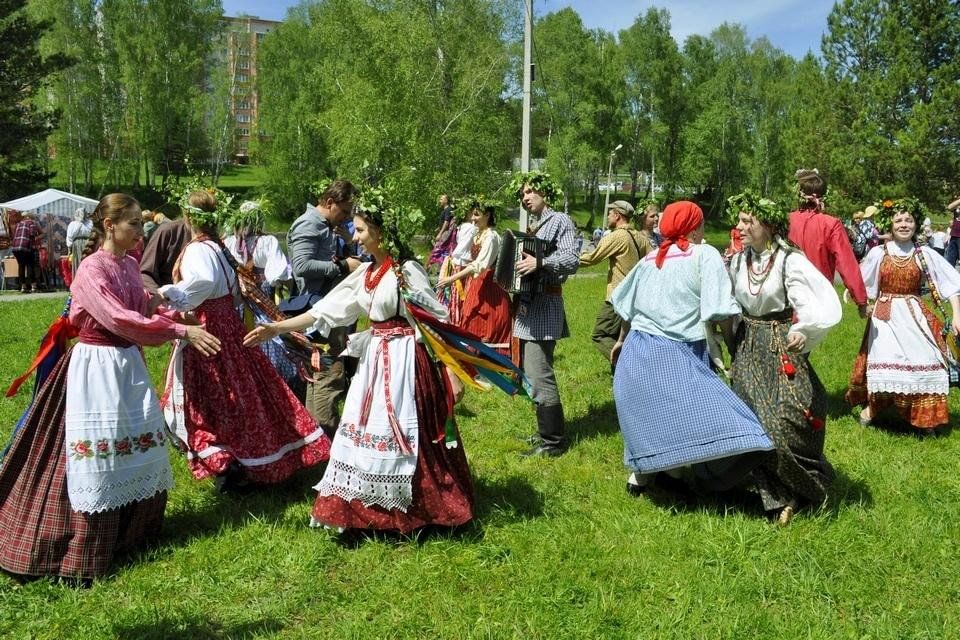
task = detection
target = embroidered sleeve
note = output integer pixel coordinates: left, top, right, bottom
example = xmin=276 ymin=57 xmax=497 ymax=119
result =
xmin=467 ymin=231 xmax=500 ymax=275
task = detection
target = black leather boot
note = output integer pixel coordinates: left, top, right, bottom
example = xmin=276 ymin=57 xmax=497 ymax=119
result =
xmin=522 ymin=404 xmax=567 ymax=457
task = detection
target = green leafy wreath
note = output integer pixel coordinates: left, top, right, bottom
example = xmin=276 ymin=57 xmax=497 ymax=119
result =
xmin=509 ymin=171 xmax=564 ymax=207
xmin=727 ymin=190 xmax=788 ymax=232
xmin=354 ymin=185 xmax=424 ymax=262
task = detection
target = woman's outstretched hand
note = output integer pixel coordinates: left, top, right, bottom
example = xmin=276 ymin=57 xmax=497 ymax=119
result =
xmin=243 ymin=323 xmax=280 ymax=347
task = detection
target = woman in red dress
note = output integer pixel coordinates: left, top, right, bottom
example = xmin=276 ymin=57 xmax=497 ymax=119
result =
xmin=158 ymin=190 xmax=330 ymax=491
xmin=244 ymin=192 xmax=474 ymax=535
xmin=436 ymin=200 xmax=512 ymax=356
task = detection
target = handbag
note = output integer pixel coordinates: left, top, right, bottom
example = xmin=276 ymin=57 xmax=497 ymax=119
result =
xmin=914 ymin=244 xmax=960 ymax=387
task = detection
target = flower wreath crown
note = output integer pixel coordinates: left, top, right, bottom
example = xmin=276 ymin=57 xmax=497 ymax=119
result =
xmin=873 ymin=196 xmax=927 ymax=233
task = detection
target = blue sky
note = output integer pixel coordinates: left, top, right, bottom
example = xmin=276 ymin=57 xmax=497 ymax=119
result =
xmin=222 ymin=0 xmax=833 ymax=59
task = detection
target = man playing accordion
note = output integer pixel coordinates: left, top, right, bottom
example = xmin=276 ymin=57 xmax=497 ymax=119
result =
xmin=509 ymin=171 xmax=580 ymax=457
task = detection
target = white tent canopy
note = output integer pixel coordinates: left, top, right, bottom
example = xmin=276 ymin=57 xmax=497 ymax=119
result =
xmin=0 ymin=188 xmax=97 ymax=219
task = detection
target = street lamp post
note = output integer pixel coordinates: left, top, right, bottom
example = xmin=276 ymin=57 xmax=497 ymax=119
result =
xmin=603 ymin=143 xmax=623 ymax=215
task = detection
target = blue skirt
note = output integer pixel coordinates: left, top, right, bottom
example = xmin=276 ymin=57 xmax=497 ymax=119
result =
xmin=614 ymin=330 xmax=773 ymax=476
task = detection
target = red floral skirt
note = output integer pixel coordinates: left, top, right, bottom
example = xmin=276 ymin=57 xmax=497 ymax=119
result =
xmin=461 ymin=270 xmax=512 ymax=356
xmin=311 ymin=342 xmax=474 ymax=533
xmin=0 ymin=349 xmax=166 ymax=579
xmin=162 ymin=295 xmax=330 ymax=483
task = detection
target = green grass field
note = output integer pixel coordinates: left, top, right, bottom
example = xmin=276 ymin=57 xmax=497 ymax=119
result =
xmin=1 ymin=265 xmax=959 ymax=639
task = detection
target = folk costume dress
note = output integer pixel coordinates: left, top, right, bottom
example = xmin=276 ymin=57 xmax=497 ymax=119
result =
xmin=159 ymin=238 xmax=330 ymax=483
xmin=459 ymin=228 xmax=512 ymax=356
xmin=846 ymin=241 xmax=960 ymax=429
xmin=224 ymin=233 xmax=301 ymax=393
xmin=436 ymin=221 xmax=477 ymax=325
xmin=610 ymin=243 xmax=773 ymax=486
xmin=729 ymin=244 xmax=841 ymax=512
xmin=307 ymin=258 xmax=474 ymax=533
xmin=0 ymin=250 xmax=183 ymax=579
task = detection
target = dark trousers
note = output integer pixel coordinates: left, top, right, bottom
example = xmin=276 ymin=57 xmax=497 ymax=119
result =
xmin=12 ymin=249 xmax=37 ymax=289
xmin=591 ymin=300 xmax=621 ymax=361
xmin=305 ymin=326 xmax=349 ymax=434
xmin=946 ymin=237 xmax=960 ymax=266
xmin=522 ymin=339 xmax=566 ymax=448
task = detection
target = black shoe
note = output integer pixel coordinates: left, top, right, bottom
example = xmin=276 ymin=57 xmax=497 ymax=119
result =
xmin=521 ymin=443 xmax=566 ymax=458
xmin=626 ymin=481 xmax=646 ymax=497
xmin=517 ymin=433 xmax=543 ymax=445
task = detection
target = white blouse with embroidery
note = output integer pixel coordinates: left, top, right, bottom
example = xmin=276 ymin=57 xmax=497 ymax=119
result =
xmin=729 ymin=246 xmax=841 ymax=352
xmin=860 ymin=241 xmax=960 ymax=300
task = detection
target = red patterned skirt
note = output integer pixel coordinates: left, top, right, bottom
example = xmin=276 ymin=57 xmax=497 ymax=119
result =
xmin=311 ymin=342 xmax=474 ymax=533
xmin=161 ymin=295 xmax=330 ymax=483
xmin=461 ymin=270 xmax=512 ymax=356
xmin=0 ymin=349 xmax=167 ymax=580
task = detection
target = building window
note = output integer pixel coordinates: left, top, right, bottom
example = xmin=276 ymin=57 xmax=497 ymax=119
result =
xmin=256 ymin=32 xmax=265 ymax=42
xmin=236 ymin=73 xmax=248 ymax=83
xmin=237 ymin=128 xmax=250 ymax=136
xmin=238 ymin=60 xmax=250 ymax=70
xmin=238 ymin=47 xmax=250 ymax=56
xmin=236 ymin=100 xmax=251 ymax=110
xmin=237 ymin=114 xmax=251 ymax=123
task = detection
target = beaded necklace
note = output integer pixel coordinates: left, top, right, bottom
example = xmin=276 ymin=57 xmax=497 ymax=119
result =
xmin=745 ymin=246 xmax=780 ymax=296
xmin=364 ymin=256 xmax=394 ymax=293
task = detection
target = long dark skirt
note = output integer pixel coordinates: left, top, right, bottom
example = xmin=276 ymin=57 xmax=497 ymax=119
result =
xmin=731 ymin=318 xmax=834 ymax=511
xmin=311 ymin=343 xmax=474 ymax=534
xmin=0 ymin=349 xmax=166 ymax=580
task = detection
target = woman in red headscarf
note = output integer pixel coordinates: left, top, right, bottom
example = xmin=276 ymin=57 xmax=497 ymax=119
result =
xmin=609 ymin=201 xmax=773 ymax=499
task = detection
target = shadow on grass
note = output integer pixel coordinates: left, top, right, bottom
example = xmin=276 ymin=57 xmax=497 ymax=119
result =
xmin=111 ymin=615 xmax=283 ymax=640
xmin=156 ymin=466 xmax=322 ymax=548
xmin=568 ymin=400 xmax=620 ymax=443
xmin=641 ymin=465 xmax=874 ymax=520
xmin=329 ymin=474 xmax=545 ymax=549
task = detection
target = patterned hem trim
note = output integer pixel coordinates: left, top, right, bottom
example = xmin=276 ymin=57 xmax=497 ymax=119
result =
xmin=867 ymin=362 xmax=944 ymax=373
xmin=867 ymin=382 xmax=948 ymax=395
xmin=314 ymin=459 xmax=413 ymax=512
xmin=68 ymin=475 xmax=173 ymax=514
xmin=186 ymin=425 xmax=328 ymax=466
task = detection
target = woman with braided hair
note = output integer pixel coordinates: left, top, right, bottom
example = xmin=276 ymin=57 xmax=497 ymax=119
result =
xmin=244 ymin=190 xmax=482 ymax=536
xmin=728 ymin=192 xmax=841 ymax=525
xmin=0 ymin=193 xmax=221 ymax=580
xmin=158 ymin=190 xmax=330 ymax=492
xmin=846 ymin=199 xmax=960 ymax=433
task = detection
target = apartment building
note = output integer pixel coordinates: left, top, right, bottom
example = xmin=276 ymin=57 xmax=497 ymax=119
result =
xmin=223 ymin=15 xmax=280 ymax=163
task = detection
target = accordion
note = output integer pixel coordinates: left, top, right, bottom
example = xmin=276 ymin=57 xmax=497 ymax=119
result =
xmin=494 ymin=229 xmax=556 ymax=295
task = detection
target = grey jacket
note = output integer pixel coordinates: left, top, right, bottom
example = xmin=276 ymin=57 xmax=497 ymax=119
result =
xmin=287 ymin=205 xmax=343 ymax=296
